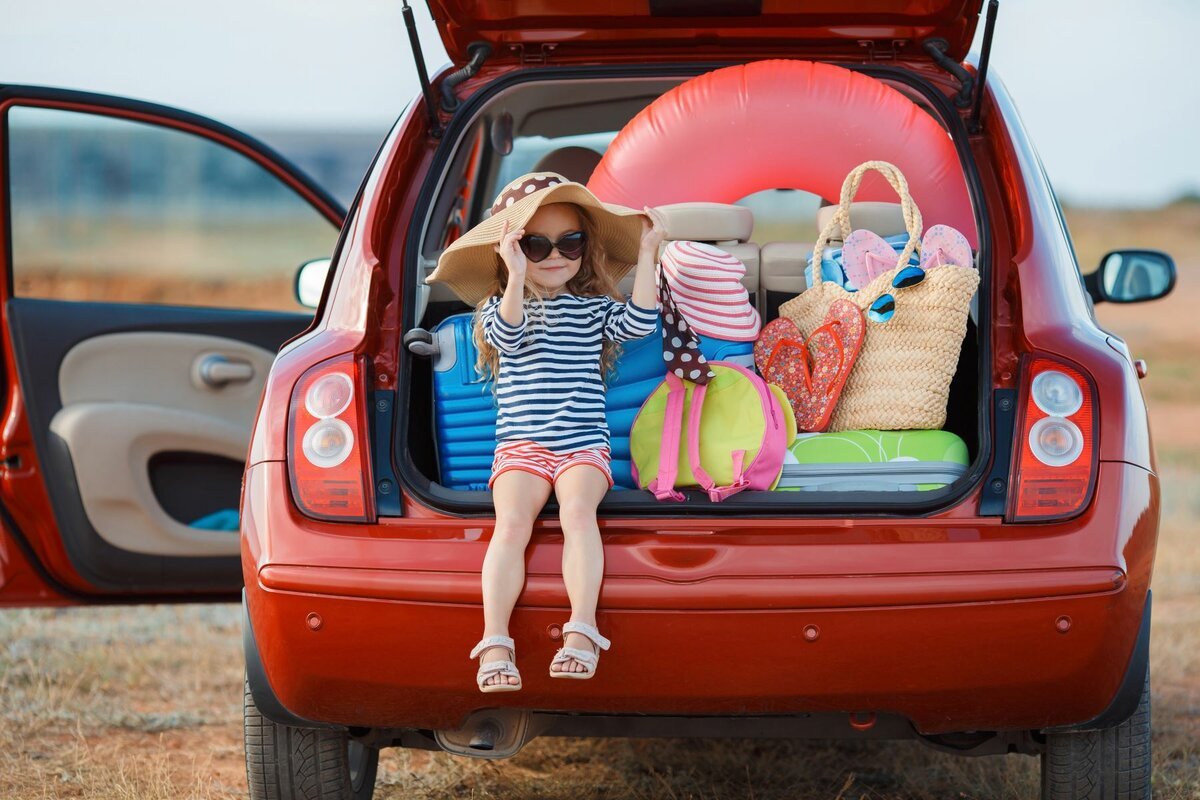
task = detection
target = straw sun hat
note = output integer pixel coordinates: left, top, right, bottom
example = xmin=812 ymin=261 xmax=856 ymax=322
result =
xmin=425 ymin=172 xmax=648 ymax=306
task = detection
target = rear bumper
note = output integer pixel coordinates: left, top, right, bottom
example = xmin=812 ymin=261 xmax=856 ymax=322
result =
xmin=241 ymin=460 xmax=1158 ymax=734
xmin=244 ymin=576 xmax=1144 ymax=734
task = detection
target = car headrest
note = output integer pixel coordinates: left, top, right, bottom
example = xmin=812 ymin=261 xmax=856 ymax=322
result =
xmin=815 ymin=201 xmax=907 ymax=240
xmin=657 ymin=202 xmax=754 ymax=243
xmin=531 ymin=146 xmax=604 ymax=185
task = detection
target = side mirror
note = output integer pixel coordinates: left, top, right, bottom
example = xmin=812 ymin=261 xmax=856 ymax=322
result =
xmin=295 ymin=258 xmax=332 ymax=309
xmin=1084 ymin=249 xmax=1176 ymax=304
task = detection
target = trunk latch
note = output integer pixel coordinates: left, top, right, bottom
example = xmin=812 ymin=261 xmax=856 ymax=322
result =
xmin=857 ymin=39 xmax=907 ymax=61
xmin=509 ymin=42 xmax=558 ymax=65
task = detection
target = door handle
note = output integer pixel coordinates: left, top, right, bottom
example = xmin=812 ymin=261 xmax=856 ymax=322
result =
xmin=196 ymin=355 xmax=255 ymax=388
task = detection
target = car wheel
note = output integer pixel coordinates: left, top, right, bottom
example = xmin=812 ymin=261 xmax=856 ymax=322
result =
xmin=244 ymin=677 xmax=380 ymax=800
xmin=1040 ymin=664 xmax=1151 ymax=800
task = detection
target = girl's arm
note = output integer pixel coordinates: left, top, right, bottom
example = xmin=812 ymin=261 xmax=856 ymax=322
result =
xmin=602 ymin=208 xmax=667 ymax=342
xmin=630 ymin=206 xmax=668 ymax=311
xmin=494 ymin=219 xmax=527 ymax=327
xmin=481 ymin=297 xmax=527 ymax=353
xmin=481 ymin=220 xmax=528 ymax=353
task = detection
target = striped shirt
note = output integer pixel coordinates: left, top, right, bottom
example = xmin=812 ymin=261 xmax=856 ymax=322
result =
xmin=481 ymin=293 xmax=658 ymax=453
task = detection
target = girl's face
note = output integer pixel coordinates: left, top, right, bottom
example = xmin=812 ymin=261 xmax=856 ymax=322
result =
xmin=521 ymin=203 xmax=583 ymax=296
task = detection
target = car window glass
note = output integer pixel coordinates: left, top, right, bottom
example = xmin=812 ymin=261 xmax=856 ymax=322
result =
xmin=490 ymin=131 xmax=616 ymax=203
xmin=1039 ymin=160 xmax=1083 ymax=273
xmin=1037 ymin=157 xmax=1098 ymax=316
xmin=736 ymin=188 xmax=824 ymax=244
xmin=6 ymin=106 xmax=338 ymax=311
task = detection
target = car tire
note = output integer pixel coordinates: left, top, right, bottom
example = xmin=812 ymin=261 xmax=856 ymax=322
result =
xmin=244 ymin=677 xmax=380 ymax=800
xmin=1040 ymin=665 xmax=1151 ymax=800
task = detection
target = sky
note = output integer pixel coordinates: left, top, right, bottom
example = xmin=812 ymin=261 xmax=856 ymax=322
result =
xmin=2 ymin=0 xmax=1197 ymax=207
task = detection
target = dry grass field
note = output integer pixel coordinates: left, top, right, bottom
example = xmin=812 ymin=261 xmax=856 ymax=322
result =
xmin=1 ymin=204 xmax=1198 ymax=799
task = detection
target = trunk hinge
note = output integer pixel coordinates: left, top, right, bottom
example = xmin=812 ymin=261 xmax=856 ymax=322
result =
xmin=441 ymin=42 xmax=492 ymax=113
xmin=508 ymin=42 xmax=558 ymax=65
xmin=858 ymin=39 xmax=906 ymax=61
xmin=923 ymin=38 xmax=974 ymax=108
xmin=401 ymin=0 xmax=443 ymax=139
xmin=923 ymin=0 xmax=999 ymax=122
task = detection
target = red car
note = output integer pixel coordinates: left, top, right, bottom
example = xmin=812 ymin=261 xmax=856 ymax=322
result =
xmin=0 ymin=2 xmax=1175 ymax=799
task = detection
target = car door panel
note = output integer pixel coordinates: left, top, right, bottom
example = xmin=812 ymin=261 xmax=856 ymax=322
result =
xmin=5 ymin=297 xmax=311 ymax=592
xmin=52 ymin=330 xmax=278 ymax=557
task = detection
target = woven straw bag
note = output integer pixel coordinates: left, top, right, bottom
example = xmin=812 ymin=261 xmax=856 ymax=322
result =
xmin=777 ymin=161 xmax=980 ymax=431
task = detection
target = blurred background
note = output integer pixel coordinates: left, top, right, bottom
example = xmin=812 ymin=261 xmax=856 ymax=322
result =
xmin=2 ymin=0 xmax=1198 ymax=311
xmin=3 ymin=0 xmax=1195 ymax=207
xmin=1 ymin=1 xmax=1197 ymax=797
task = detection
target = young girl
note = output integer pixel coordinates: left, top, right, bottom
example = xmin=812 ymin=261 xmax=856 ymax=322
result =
xmin=435 ymin=172 xmax=665 ymax=692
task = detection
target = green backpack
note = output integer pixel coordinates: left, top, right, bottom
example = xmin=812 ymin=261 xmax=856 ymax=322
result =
xmin=630 ymin=363 xmax=797 ymax=502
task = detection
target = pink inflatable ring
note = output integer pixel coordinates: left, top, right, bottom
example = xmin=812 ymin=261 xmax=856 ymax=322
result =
xmin=588 ymin=60 xmax=975 ymax=244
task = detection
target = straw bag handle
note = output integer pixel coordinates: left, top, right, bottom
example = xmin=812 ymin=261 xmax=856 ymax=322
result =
xmin=809 ymin=161 xmax=923 ymax=288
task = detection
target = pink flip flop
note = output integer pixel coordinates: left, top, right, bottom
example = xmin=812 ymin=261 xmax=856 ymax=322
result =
xmin=842 ymin=229 xmax=899 ymax=289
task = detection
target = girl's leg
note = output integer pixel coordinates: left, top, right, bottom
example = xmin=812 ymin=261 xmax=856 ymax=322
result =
xmin=479 ymin=469 xmax=553 ymax=687
xmin=550 ymin=463 xmax=610 ymax=674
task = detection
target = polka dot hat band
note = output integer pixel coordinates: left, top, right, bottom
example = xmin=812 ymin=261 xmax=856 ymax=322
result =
xmin=658 ymin=265 xmax=715 ymax=385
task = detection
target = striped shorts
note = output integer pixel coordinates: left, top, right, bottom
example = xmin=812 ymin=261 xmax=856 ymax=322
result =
xmin=489 ymin=440 xmax=614 ymax=489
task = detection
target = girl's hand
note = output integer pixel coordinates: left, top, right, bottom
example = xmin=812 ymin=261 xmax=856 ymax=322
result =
xmin=494 ymin=220 xmax=527 ymax=278
xmin=640 ymin=206 xmax=668 ymax=256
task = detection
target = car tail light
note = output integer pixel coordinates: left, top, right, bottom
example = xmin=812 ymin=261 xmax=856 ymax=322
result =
xmin=288 ymin=354 xmax=375 ymax=523
xmin=1008 ymin=356 xmax=1098 ymax=522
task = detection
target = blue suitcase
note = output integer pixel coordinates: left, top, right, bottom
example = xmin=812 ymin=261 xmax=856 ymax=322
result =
xmin=429 ymin=312 xmax=754 ymax=490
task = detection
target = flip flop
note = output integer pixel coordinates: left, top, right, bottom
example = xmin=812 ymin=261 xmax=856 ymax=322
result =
xmin=842 ymin=229 xmax=900 ymax=289
xmin=753 ymin=317 xmax=805 ymax=378
xmin=920 ymin=224 xmax=972 ymax=270
xmin=757 ymin=300 xmax=865 ymax=432
xmin=801 ymin=300 xmax=865 ymax=430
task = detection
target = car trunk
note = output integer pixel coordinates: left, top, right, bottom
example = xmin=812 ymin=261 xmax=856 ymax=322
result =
xmin=395 ymin=63 xmax=989 ymax=516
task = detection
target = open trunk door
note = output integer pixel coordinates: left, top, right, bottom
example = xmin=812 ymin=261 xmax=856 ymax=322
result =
xmin=426 ymin=0 xmax=985 ymax=65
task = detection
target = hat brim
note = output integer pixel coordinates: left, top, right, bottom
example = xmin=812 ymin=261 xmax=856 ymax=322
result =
xmin=426 ymin=182 xmax=646 ymax=306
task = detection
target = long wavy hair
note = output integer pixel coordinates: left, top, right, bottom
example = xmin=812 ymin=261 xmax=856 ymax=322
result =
xmin=473 ymin=203 xmax=625 ymax=386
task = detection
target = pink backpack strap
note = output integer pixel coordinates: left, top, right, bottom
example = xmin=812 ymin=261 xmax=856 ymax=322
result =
xmin=646 ymin=372 xmax=686 ymax=502
xmin=684 ymin=378 xmax=750 ymax=503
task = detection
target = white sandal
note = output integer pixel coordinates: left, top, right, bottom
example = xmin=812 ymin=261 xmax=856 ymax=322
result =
xmin=549 ymin=621 xmax=611 ymax=680
xmin=471 ymin=635 xmax=522 ymax=693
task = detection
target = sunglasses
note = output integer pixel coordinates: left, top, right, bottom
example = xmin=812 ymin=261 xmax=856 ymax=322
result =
xmin=867 ymin=264 xmax=927 ymax=323
xmin=518 ymin=231 xmax=587 ymax=263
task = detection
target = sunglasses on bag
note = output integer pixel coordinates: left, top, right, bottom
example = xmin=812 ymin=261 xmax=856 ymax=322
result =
xmin=867 ymin=264 xmax=927 ymax=323
xmin=518 ymin=231 xmax=587 ymax=262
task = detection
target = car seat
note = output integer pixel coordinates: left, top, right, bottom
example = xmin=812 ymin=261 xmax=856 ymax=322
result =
xmin=619 ymin=202 xmax=759 ymax=302
xmin=760 ymin=201 xmax=907 ymax=322
xmin=531 ymin=146 xmax=604 ymax=185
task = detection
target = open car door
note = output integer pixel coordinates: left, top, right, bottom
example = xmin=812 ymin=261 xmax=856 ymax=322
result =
xmin=0 ymin=86 xmax=345 ymax=606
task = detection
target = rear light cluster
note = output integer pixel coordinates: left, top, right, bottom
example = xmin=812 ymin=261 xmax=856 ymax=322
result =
xmin=288 ymin=355 xmax=375 ymax=523
xmin=1008 ymin=357 xmax=1097 ymax=522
